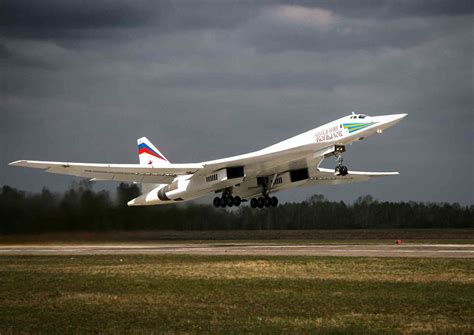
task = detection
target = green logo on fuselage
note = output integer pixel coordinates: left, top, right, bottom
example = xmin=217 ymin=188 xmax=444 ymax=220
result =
xmin=342 ymin=122 xmax=376 ymax=133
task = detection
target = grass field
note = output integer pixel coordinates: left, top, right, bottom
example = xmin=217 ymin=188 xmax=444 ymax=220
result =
xmin=0 ymin=255 xmax=472 ymax=334
xmin=1 ymin=229 xmax=472 ymax=243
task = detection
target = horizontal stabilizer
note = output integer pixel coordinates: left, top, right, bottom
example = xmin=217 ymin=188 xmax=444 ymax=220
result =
xmin=306 ymin=168 xmax=399 ymax=186
xmin=320 ymin=168 xmax=398 ymax=177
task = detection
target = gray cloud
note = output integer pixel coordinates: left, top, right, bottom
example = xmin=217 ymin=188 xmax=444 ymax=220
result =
xmin=240 ymin=5 xmax=472 ymax=52
xmin=0 ymin=0 xmax=260 ymax=41
xmin=284 ymin=0 xmax=472 ymax=20
xmin=1 ymin=1 xmax=472 ymax=205
xmin=310 ymin=0 xmax=474 ymax=18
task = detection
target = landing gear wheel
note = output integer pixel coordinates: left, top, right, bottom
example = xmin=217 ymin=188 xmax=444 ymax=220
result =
xmin=226 ymin=196 xmax=234 ymax=207
xmin=220 ymin=197 xmax=227 ymax=208
xmin=334 ymin=148 xmax=348 ymax=176
xmin=234 ymin=196 xmax=241 ymax=207
xmin=213 ymin=197 xmax=221 ymax=208
xmin=250 ymin=198 xmax=258 ymax=208
xmin=339 ymin=166 xmax=348 ymax=176
xmin=270 ymin=196 xmax=278 ymax=207
xmin=264 ymin=196 xmax=271 ymax=208
xmin=257 ymin=197 xmax=264 ymax=208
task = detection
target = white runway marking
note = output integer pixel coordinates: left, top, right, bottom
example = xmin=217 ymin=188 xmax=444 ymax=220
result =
xmin=0 ymin=243 xmax=473 ymax=258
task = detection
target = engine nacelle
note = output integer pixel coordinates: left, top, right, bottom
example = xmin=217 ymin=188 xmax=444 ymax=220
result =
xmin=127 ymin=178 xmax=191 ymax=206
xmin=157 ymin=178 xmax=190 ymax=201
xmin=128 ymin=167 xmax=246 ymax=206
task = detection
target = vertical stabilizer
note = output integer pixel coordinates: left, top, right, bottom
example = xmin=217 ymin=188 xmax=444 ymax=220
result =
xmin=137 ymin=137 xmax=171 ymax=166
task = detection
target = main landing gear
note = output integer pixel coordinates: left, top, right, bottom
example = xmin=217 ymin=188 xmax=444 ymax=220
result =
xmin=213 ymin=189 xmax=241 ymax=208
xmin=213 ymin=183 xmax=279 ymax=209
xmin=334 ymin=145 xmax=349 ymax=176
xmin=249 ymin=176 xmax=279 ymax=209
xmin=213 ymin=195 xmax=241 ymax=208
xmin=250 ymin=196 xmax=278 ymax=209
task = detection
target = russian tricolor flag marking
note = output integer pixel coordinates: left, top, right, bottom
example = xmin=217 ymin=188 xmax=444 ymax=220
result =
xmin=138 ymin=143 xmax=167 ymax=161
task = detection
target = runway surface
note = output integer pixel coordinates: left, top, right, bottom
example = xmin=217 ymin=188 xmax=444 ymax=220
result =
xmin=0 ymin=243 xmax=473 ymax=257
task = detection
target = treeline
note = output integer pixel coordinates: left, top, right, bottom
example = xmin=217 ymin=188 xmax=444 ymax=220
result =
xmin=0 ymin=182 xmax=472 ymax=234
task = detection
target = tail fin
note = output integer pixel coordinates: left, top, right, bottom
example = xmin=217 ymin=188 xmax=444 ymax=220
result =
xmin=137 ymin=137 xmax=171 ymax=166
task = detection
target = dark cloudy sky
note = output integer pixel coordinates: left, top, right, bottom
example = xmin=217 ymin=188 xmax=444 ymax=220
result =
xmin=1 ymin=0 xmax=473 ymax=204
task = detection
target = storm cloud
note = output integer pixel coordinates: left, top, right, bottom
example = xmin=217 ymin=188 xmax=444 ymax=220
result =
xmin=1 ymin=0 xmax=473 ymax=204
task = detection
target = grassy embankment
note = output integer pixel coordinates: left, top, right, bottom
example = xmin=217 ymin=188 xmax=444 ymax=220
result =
xmin=0 ymin=255 xmax=472 ymax=334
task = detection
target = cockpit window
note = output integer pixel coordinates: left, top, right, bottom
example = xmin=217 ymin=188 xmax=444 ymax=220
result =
xmin=349 ymin=113 xmax=369 ymax=119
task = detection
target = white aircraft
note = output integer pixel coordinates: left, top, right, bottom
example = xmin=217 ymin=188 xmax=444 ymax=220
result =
xmin=10 ymin=112 xmax=406 ymax=209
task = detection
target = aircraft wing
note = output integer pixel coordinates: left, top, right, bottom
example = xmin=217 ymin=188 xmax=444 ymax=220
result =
xmin=306 ymin=168 xmax=399 ymax=186
xmin=9 ymin=160 xmax=203 ymax=184
xmin=198 ymin=143 xmax=330 ymax=177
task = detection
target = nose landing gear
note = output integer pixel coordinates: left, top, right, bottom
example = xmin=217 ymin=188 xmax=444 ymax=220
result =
xmin=334 ymin=145 xmax=349 ymax=176
xmin=335 ymin=164 xmax=348 ymax=176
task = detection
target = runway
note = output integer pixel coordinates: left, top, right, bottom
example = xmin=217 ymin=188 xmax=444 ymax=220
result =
xmin=0 ymin=242 xmax=473 ymax=257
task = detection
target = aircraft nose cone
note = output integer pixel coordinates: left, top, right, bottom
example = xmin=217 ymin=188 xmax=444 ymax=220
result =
xmin=380 ymin=113 xmax=407 ymax=126
xmin=392 ymin=113 xmax=408 ymax=121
